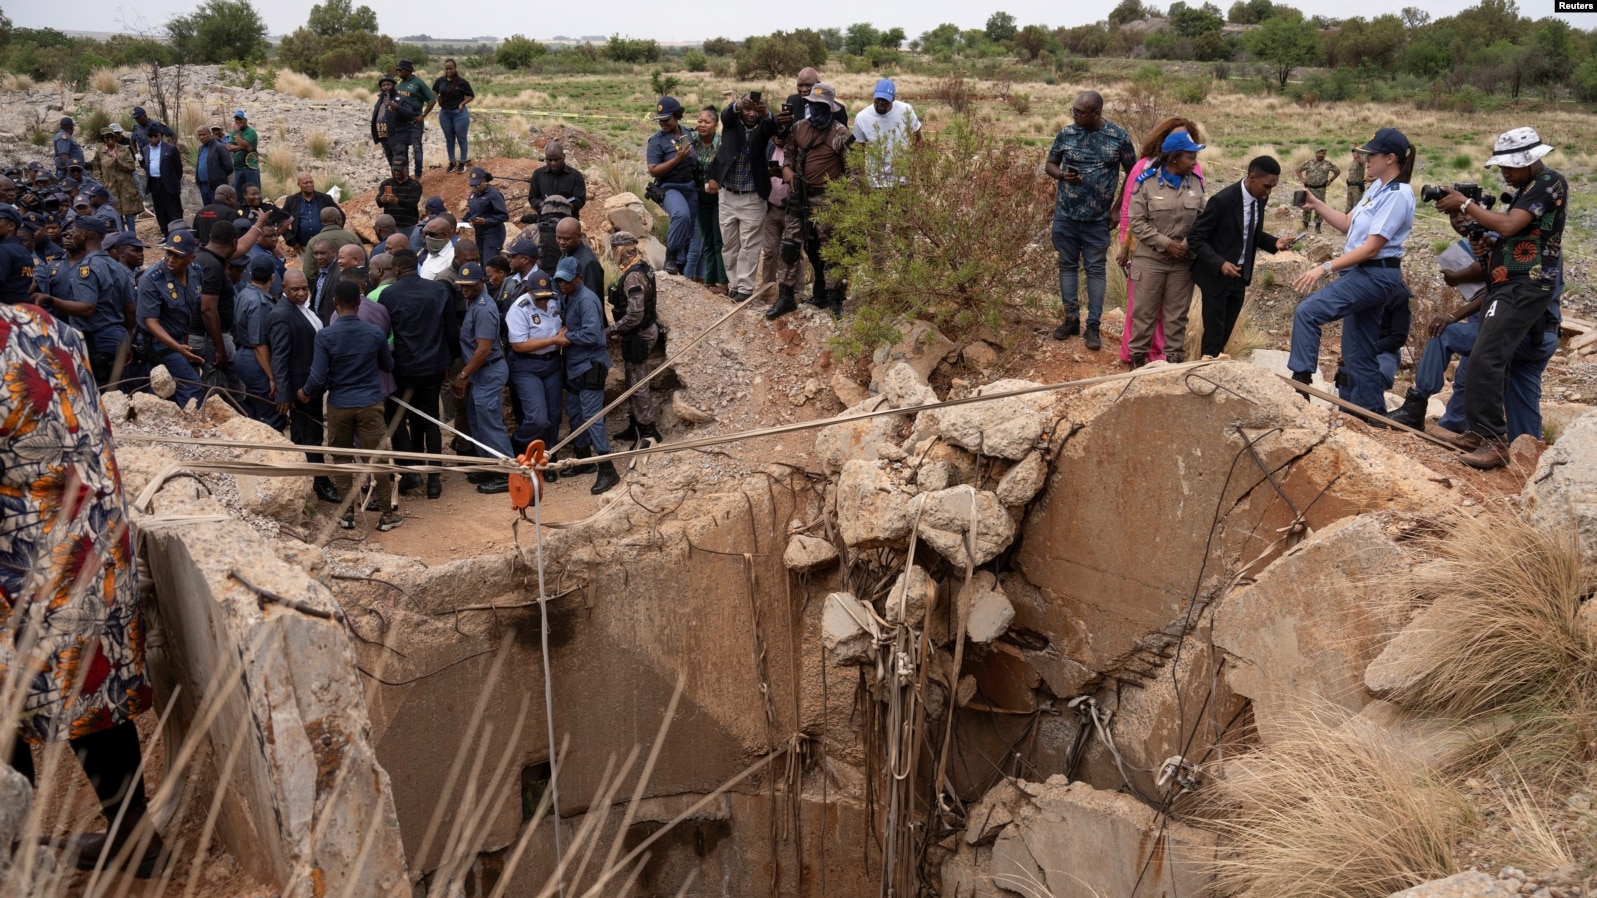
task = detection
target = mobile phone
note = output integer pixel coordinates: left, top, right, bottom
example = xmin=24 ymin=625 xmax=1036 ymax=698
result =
xmin=1291 ymin=232 xmax=1308 ymax=245
xmin=1065 ymin=166 xmax=1079 ymax=176
xmin=265 ymin=208 xmax=291 ymax=228
xmin=1291 ymin=189 xmax=1308 ymax=208
xmin=750 ymin=90 xmax=762 ymax=104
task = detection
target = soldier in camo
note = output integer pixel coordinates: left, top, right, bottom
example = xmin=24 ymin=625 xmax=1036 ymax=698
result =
xmin=1296 ymin=148 xmax=1341 ymax=231
xmin=1344 ymin=149 xmax=1366 ymax=212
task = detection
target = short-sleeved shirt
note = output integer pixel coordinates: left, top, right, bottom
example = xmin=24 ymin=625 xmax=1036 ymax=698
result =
xmin=432 ymin=76 xmax=474 ymax=111
xmin=1344 ymin=178 xmax=1415 ymax=260
xmin=851 ymin=101 xmax=922 ymax=188
xmin=395 ymin=75 xmax=435 ymax=111
xmin=647 ymin=130 xmax=698 ymax=187
xmin=1488 ymin=168 xmax=1566 ymax=286
xmin=459 ymin=293 xmax=503 ymax=365
xmin=136 ymin=261 xmax=200 ymax=343
xmin=193 ymin=247 xmax=237 ymax=333
xmin=53 ymin=131 xmax=85 ymax=174
xmin=74 ymin=250 xmax=134 ymax=338
xmin=507 ymin=294 xmax=562 ymax=353
xmin=1046 ymin=120 xmax=1137 ymax=222
xmin=231 ymin=126 xmax=259 ymax=170
xmin=1297 ymin=158 xmax=1340 ymax=187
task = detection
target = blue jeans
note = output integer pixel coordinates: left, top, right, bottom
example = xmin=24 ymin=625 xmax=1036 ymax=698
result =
xmin=439 ymin=109 xmax=469 ymax=163
xmin=509 ymin=354 xmax=563 ymax=456
xmin=1288 ymin=267 xmax=1404 ymax=413
xmin=564 ymin=384 xmax=612 ymax=455
xmin=233 ymin=168 xmax=260 ymax=194
xmin=467 ymin=358 xmax=514 ymax=459
xmin=1051 ymin=216 xmax=1111 ymax=326
xmin=661 ymin=185 xmax=698 ymax=272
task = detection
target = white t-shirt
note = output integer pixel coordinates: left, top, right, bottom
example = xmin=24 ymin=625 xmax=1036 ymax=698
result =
xmin=851 ymin=101 xmax=922 ymax=187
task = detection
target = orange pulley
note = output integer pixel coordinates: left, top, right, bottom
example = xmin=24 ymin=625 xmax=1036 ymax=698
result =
xmin=510 ymin=439 xmax=547 ymax=510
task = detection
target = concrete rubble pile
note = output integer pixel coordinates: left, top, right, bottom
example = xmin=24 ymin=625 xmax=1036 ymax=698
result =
xmin=117 ymin=307 xmax=1597 ymax=897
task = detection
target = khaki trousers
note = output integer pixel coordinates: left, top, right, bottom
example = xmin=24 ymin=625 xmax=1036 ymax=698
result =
xmin=325 ymin=401 xmax=392 ymax=508
xmin=1128 ymin=255 xmax=1194 ymax=358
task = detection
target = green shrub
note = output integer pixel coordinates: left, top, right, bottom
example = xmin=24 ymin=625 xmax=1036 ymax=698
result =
xmin=817 ymin=117 xmax=1055 ymax=357
xmin=683 ymin=49 xmax=707 ymax=72
xmin=649 ymin=70 xmax=680 ymax=97
xmin=497 ymin=34 xmax=547 ymax=70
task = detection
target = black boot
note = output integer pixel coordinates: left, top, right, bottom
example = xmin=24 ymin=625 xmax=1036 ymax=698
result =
xmin=1387 ymin=388 xmax=1429 ymax=429
xmin=591 ymin=461 xmax=620 ymax=495
xmin=1290 ymin=370 xmax=1314 ymax=385
xmin=804 ymin=284 xmax=829 ymax=309
xmin=566 ymin=446 xmax=597 ymax=475
xmin=1165 ymin=349 xmax=1187 ymax=364
xmin=636 ymin=423 xmax=662 ymax=449
xmin=1130 ymin=352 xmax=1148 ymax=369
xmin=1052 ymin=316 xmax=1081 ymax=341
xmin=313 ymin=476 xmax=341 ymax=503
xmin=614 ymin=415 xmax=640 ymax=444
xmin=476 ymin=475 xmax=510 ymax=494
xmin=1084 ymin=322 xmax=1102 ymax=351
xmin=542 ymin=466 xmax=559 ymax=483
xmin=398 ymin=472 xmax=423 ymax=494
xmin=827 ymin=286 xmax=846 ymax=319
xmin=765 ymin=285 xmax=798 ymax=320
xmin=426 ymin=473 xmax=442 ymax=499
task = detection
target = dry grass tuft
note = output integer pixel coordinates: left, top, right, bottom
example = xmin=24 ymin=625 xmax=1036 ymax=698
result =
xmin=1207 ymin=712 xmax=1472 ymax=898
xmin=1387 ymin=514 xmax=1597 ymax=745
xmin=177 ymin=102 xmax=206 ymax=142
xmin=595 ymin=158 xmax=648 ymax=202
xmin=307 ymin=130 xmax=331 ymax=160
xmin=275 ymin=69 xmax=325 ymax=100
xmin=1 ymin=72 xmax=36 ymax=92
xmin=263 ymin=146 xmax=297 ymax=184
xmin=90 ymin=67 xmax=121 ymax=95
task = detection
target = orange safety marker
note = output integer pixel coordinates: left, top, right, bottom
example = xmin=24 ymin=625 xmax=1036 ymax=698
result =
xmin=510 ymin=439 xmax=547 ymax=511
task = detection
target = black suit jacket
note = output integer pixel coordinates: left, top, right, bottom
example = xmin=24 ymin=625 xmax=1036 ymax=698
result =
xmin=147 ymin=142 xmax=183 ymax=196
xmin=1189 ymin=180 xmax=1281 ymax=292
xmin=267 ymin=297 xmax=318 ymax=403
xmin=281 ymin=191 xmax=340 ymax=249
xmin=708 ymin=101 xmax=778 ymax=201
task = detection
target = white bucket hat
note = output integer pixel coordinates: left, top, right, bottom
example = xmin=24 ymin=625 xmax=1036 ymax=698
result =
xmin=1485 ymin=127 xmax=1554 ymax=168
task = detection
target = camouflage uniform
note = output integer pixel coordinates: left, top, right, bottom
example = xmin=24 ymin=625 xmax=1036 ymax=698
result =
xmin=1344 ymin=156 xmax=1366 ymax=212
xmin=1296 ymin=157 xmax=1341 ymax=229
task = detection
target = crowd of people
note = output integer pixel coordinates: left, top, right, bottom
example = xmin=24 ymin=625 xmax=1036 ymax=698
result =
xmin=1044 ymin=89 xmax=1566 ymax=470
xmin=0 ymin=57 xmax=1576 ymax=880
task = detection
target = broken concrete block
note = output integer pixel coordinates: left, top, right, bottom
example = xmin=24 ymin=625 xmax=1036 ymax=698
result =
xmin=882 ymin=361 xmax=938 ymax=410
xmin=1388 ymin=871 xmax=1517 ymax=897
xmin=149 ymin=363 xmax=176 ymax=398
xmin=101 ymin=389 xmax=130 ymax=424
xmin=872 ymin=320 xmax=956 ymax=385
xmin=1365 ymin=603 xmax=1447 ymax=699
xmin=218 ymin=415 xmax=315 ymax=522
xmin=836 ymin=460 xmax=914 ymax=548
xmin=603 ymin=191 xmax=652 ymax=236
xmin=129 ymin=390 xmax=184 ymax=426
xmin=822 ymin=592 xmax=879 ymax=664
xmin=961 ymin=340 xmax=998 ymax=371
xmin=783 ymin=534 xmax=839 ymax=572
xmin=994 ymin=452 xmax=1047 ymax=507
xmin=202 ymin=393 xmax=237 ymax=425
xmin=965 ymin=582 xmax=1015 ymax=644
xmin=1214 ymin=514 xmax=1408 ymax=744
xmin=831 ymin=372 xmax=869 ymax=407
xmin=914 ymin=487 xmax=1016 ymax=567
xmin=936 ymin=379 xmax=1058 ymax=459
xmin=672 ymin=391 xmax=716 ymax=424
xmin=962 ymin=777 xmax=1023 ymax=845
xmin=816 ymin=396 xmax=906 ymax=474
xmin=886 ymin=565 xmax=937 ymax=623
xmin=1523 ymin=409 xmax=1597 ymax=562
xmin=916 ymin=461 xmax=951 ymax=493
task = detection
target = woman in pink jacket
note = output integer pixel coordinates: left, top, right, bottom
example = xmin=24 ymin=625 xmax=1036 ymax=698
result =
xmin=1117 ymin=117 xmax=1204 ymax=363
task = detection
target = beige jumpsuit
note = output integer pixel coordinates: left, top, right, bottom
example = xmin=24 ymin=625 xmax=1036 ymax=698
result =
xmin=1128 ymin=171 xmax=1205 ymax=358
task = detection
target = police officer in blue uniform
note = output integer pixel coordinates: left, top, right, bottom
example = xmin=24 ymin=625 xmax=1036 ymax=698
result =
xmin=63 ymin=216 xmax=135 ymax=385
xmin=554 ymin=256 xmax=619 ymax=494
xmin=465 ymin=167 xmax=509 ymax=263
xmin=234 ymin=256 xmax=283 ymax=428
xmin=451 ymin=262 xmax=515 ymax=493
xmin=505 ymin=271 xmax=565 ymax=477
xmin=136 ymin=230 xmax=207 ymax=408
xmin=53 ymin=117 xmax=85 ymax=181
xmin=0 ymin=204 xmax=34 ymax=304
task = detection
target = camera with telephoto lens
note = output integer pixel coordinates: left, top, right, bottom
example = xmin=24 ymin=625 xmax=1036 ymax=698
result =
xmin=1419 ymin=182 xmax=1495 ymax=209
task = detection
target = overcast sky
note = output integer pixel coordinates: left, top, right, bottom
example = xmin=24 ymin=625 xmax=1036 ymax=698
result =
xmin=14 ymin=0 xmax=1595 ymax=42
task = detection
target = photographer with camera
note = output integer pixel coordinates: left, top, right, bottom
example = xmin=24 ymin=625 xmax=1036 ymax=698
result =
xmin=1431 ymin=127 xmax=1566 ymax=469
xmin=1386 ymin=207 xmax=1487 ymax=433
xmin=1288 ymin=128 xmax=1416 ymax=415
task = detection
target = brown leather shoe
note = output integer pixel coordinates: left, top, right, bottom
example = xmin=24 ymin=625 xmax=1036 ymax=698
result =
xmin=1446 ymin=430 xmax=1484 ymax=452
xmin=69 ymin=829 xmax=167 ymax=878
xmin=1459 ymin=437 xmax=1510 ymax=470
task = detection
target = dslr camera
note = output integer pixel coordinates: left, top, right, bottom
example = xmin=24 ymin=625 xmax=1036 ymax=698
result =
xmin=1419 ymin=182 xmax=1495 ymax=209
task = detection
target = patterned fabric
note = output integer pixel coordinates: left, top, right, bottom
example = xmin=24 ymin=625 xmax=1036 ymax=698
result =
xmin=1488 ymin=169 xmax=1566 ymax=286
xmin=693 ymin=131 xmax=720 ymax=173
xmin=0 ymin=303 xmax=149 ymax=745
xmin=1046 ymin=120 xmax=1136 ymax=222
xmin=1297 ymin=158 xmax=1340 ymax=187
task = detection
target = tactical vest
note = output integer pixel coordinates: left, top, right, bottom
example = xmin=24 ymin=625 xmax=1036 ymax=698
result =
xmin=607 ymin=261 xmax=656 ymax=333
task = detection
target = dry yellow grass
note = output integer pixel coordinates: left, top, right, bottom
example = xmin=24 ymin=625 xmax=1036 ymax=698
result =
xmin=1207 ymin=711 xmax=1472 ymax=898
xmin=262 ymin=146 xmax=296 ymax=184
xmin=307 ymin=130 xmax=331 ymax=159
xmin=1 ymin=72 xmax=35 ymax=92
xmin=90 ymin=67 xmax=121 ymax=95
xmin=275 ymin=69 xmax=326 ymax=100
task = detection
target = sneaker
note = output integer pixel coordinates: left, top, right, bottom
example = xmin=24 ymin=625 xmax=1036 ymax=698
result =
xmin=1052 ymin=318 xmax=1081 ymax=341
xmin=339 ymin=511 xmax=355 ymax=530
xmin=377 ymin=511 xmax=404 ymax=531
xmin=1084 ymin=322 xmax=1102 ymax=351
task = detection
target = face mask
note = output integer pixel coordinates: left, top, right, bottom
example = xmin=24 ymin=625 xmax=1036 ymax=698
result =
xmin=425 ymin=236 xmax=448 ymax=254
xmin=807 ymin=102 xmax=833 ymax=130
